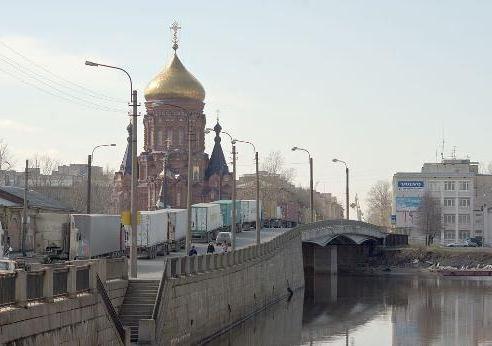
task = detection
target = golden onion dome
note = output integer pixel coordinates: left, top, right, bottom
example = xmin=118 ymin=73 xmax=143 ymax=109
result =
xmin=144 ymin=53 xmax=205 ymax=102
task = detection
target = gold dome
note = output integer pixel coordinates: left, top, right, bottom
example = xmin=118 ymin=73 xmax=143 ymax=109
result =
xmin=144 ymin=53 xmax=205 ymax=102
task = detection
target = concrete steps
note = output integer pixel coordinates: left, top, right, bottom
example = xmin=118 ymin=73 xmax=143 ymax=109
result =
xmin=119 ymin=279 xmax=160 ymax=343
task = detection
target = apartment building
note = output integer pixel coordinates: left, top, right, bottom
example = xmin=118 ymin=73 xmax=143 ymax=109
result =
xmin=393 ymin=159 xmax=492 ymax=245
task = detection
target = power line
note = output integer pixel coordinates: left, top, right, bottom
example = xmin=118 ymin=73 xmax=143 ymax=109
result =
xmin=0 ymin=39 xmax=126 ymax=103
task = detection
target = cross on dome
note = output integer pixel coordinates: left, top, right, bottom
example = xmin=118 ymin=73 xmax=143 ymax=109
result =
xmin=170 ymin=21 xmax=182 ymax=51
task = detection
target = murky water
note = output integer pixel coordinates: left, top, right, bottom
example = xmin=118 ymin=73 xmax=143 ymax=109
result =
xmin=208 ymin=275 xmax=492 ymax=346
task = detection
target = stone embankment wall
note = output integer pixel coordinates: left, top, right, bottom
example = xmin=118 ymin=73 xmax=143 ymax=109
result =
xmin=0 ymin=258 xmax=128 ymax=346
xmin=154 ymin=228 xmax=304 ymax=345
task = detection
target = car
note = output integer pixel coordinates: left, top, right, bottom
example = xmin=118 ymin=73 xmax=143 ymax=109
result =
xmin=467 ymin=237 xmax=483 ymax=247
xmin=446 ymin=242 xmax=467 ymax=247
xmin=0 ymin=259 xmax=16 ymax=273
xmin=216 ymin=232 xmax=232 ymax=246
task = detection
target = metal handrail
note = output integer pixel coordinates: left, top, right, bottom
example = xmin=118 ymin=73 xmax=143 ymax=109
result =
xmin=96 ymin=274 xmax=126 ymax=343
xmin=152 ymin=259 xmax=167 ymax=320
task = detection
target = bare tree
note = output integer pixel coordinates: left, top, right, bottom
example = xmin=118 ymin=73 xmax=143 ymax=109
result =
xmin=29 ymin=154 xmax=62 ymax=187
xmin=366 ymin=180 xmax=392 ymax=227
xmin=416 ymin=191 xmax=442 ymax=246
xmin=0 ymin=139 xmax=15 ymax=185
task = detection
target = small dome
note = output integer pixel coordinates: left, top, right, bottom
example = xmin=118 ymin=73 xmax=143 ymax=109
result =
xmin=144 ymin=53 xmax=205 ymax=102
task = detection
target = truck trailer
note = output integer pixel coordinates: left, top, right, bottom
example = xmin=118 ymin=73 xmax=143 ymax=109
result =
xmin=191 ymin=203 xmax=222 ymax=242
xmin=211 ymin=200 xmax=242 ymax=233
xmin=69 ymin=214 xmax=124 ymax=259
xmin=239 ymin=200 xmax=262 ymax=230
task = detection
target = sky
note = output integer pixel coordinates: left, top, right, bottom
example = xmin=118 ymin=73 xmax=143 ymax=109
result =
xmin=1 ymin=1 xmax=492 ymax=215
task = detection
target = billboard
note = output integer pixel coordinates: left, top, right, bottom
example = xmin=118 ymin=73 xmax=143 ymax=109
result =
xmin=398 ymin=181 xmax=424 ymax=189
xmin=396 ymin=197 xmax=422 ymax=211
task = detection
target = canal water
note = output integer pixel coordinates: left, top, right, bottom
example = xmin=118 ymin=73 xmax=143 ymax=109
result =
xmin=208 ymin=275 xmax=492 ymax=346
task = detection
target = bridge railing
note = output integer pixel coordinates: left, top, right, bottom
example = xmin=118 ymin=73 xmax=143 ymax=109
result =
xmin=0 ymin=257 xmax=128 ymax=307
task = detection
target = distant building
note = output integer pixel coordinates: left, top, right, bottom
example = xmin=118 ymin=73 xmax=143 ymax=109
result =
xmin=0 ymin=186 xmax=71 ymax=253
xmin=393 ymin=159 xmax=492 ymax=245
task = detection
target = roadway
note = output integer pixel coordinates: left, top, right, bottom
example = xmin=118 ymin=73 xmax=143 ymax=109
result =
xmin=135 ymin=228 xmax=289 ymax=280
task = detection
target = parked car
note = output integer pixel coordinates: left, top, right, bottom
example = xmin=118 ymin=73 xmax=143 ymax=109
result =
xmin=446 ymin=240 xmax=477 ymax=248
xmin=0 ymin=259 xmax=15 ymax=273
xmin=216 ymin=232 xmax=232 ymax=246
xmin=467 ymin=236 xmax=483 ymax=247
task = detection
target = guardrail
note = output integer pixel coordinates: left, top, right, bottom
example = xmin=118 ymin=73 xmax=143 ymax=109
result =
xmin=96 ymin=274 xmax=126 ymax=344
xmin=0 ymin=257 xmax=128 ymax=307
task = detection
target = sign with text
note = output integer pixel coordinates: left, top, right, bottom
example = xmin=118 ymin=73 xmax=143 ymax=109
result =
xmin=398 ymin=181 xmax=424 ymax=189
xmin=396 ymin=197 xmax=422 ymax=211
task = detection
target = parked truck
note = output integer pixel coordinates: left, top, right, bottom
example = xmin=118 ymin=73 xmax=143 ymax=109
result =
xmin=191 ymin=203 xmax=223 ymax=242
xmin=69 ymin=214 xmax=124 ymax=259
xmin=239 ymin=200 xmax=262 ymax=230
xmin=211 ymin=200 xmax=242 ymax=233
xmin=131 ymin=209 xmax=187 ymax=258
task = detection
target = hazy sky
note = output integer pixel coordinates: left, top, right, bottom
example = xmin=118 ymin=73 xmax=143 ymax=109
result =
xmin=1 ymin=1 xmax=492 ymax=214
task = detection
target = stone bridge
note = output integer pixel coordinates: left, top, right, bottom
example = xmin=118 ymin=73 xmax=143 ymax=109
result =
xmin=298 ymin=220 xmax=403 ymax=275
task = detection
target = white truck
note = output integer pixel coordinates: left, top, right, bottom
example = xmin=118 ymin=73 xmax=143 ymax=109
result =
xmin=239 ymin=200 xmax=262 ymax=230
xmin=130 ymin=209 xmax=188 ymax=258
xmin=69 ymin=214 xmax=124 ymax=259
xmin=191 ymin=203 xmax=223 ymax=242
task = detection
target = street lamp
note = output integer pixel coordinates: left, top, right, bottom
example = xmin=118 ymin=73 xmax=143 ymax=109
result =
xmin=332 ymin=158 xmax=350 ymax=220
xmin=235 ymin=139 xmax=261 ymax=246
xmin=87 ymin=144 xmax=116 ymax=214
xmin=291 ymin=146 xmax=314 ymax=223
xmin=221 ymin=130 xmax=237 ymax=251
xmin=85 ymin=60 xmax=139 ymax=278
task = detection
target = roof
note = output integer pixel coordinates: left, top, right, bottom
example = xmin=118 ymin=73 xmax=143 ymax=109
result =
xmin=205 ymin=121 xmax=230 ymax=179
xmin=0 ymin=186 xmax=72 ymax=211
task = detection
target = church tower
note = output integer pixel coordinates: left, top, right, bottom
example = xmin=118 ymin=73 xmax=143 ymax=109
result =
xmin=113 ymin=22 xmax=232 ymax=213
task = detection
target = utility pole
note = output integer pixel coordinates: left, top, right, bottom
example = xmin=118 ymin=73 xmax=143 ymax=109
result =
xmin=186 ymin=115 xmax=193 ymax=254
xmin=231 ymin=143 xmax=237 ymax=250
xmin=309 ymin=157 xmax=314 ymax=222
xmin=87 ymin=154 xmax=92 ymax=214
xmin=130 ymin=90 xmax=138 ymax=278
xmin=345 ymin=166 xmax=349 ymax=220
xmin=255 ymin=151 xmax=260 ymax=245
xmin=22 ymin=159 xmax=28 ymax=256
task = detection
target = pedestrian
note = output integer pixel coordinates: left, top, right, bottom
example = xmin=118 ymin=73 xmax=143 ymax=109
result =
xmin=188 ymin=245 xmax=197 ymax=256
xmin=207 ymin=242 xmax=215 ymax=254
xmin=222 ymin=243 xmax=228 ymax=253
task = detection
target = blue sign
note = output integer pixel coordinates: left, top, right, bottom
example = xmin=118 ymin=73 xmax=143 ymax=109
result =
xmin=391 ymin=214 xmax=397 ymax=224
xmin=398 ymin=181 xmax=424 ymax=189
xmin=396 ymin=197 xmax=422 ymax=212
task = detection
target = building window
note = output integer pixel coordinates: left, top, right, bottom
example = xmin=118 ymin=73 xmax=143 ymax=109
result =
xmin=474 ymin=230 xmax=483 ymax=235
xmin=166 ymin=129 xmax=173 ymax=145
xmin=443 ymin=198 xmax=455 ymax=207
xmin=444 ymin=231 xmax=455 ymax=240
xmin=444 ymin=214 xmax=456 ymax=224
xmin=444 ymin=181 xmax=455 ymax=191
xmin=459 ymin=230 xmax=470 ymax=240
xmin=458 ymin=214 xmax=470 ymax=225
xmin=157 ymin=130 xmax=163 ymax=145
xmin=459 ymin=198 xmax=470 ymax=208
xmin=193 ymin=165 xmax=200 ymax=181
xmin=459 ymin=181 xmax=470 ymax=190
xmin=178 ymin=128 xmax=184 ymax=145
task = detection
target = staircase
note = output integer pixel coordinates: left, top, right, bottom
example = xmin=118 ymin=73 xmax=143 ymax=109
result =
xmin=119 ymin=279 xmax=160 ymax=343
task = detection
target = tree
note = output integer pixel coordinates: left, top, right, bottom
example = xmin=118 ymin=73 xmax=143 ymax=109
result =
xmin=416 ymin=191 xmax=442 ymax=246
xmin=0 ymin=139 xmax=15 ymax=185
xmin=366 ymin=180 xmax=392 ymax=227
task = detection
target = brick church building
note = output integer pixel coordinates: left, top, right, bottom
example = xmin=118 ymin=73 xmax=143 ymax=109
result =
xmin=112 ymin=27 xmax=232 ymax=213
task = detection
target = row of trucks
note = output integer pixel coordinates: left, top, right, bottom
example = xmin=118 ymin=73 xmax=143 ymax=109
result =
xmin=43 ymin=199 xmax=262 ymax=261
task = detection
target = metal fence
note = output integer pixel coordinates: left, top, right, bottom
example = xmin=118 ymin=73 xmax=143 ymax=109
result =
xmin=0 ymin=273 xmax=16 ymax=306
xmin=53 ymin=269 xmax=68 ymax=296
xmin=76 ymin=266 xmax=90 ymax=292
xmin=27 ymin=271 xmax=44 ymax=301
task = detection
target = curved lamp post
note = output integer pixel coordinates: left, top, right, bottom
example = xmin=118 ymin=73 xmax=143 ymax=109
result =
xmin=332 ymin=158 xmax=349 ymax=220
xmin=291 ymin=146 xmax=314 ymax=223
xmin=87 ymin=143 xmax=116 ymax=214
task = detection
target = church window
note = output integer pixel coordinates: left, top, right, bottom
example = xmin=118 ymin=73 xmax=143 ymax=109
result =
xmin=176 ymin=192 xmax=181 ymax=207
xmin=178 ymin=128 xmax=184 ymax=145
xmin=167 ymin=129 xmax=173 ymax=145
xmin=193 ymin=165 xmax=200 ymax=181
xmin=157 ymin=131 xmax=163 ymax=145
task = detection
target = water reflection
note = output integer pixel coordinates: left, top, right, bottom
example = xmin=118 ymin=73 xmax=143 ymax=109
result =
xmin=209 ymin=275 xmax=492 ymax=346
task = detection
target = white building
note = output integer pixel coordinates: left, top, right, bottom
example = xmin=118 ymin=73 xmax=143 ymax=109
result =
xmin=393 ymin=159 xmax=492 ymax=246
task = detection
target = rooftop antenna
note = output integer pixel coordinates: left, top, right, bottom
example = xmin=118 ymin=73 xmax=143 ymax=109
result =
xmin=440 ymin=128 xmax=445 ymax=161
xmin=452 ymin=146 xmax=457 ymax=159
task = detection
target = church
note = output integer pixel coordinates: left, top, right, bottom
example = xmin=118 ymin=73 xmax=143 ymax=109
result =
xmin=112 ymin=24 xmax=232 ymax=213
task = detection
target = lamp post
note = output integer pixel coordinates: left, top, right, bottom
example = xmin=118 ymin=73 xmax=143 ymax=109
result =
xmin=332 ymin=158 xmax=349 ymax=220
xmin=292 ymin=146 xmax=314 ymax=223
xmin=85 ymin=60 xmax=139 ymax=278
xmin=87 ymin=144 xmax=116 ymax=214
xmin=221 ymin=130 xmax=237 ymax=251
xmin=235 ymin=140 xmax=260 ymax=245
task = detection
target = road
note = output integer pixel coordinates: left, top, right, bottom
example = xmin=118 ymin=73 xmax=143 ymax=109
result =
xmin=135 ymin=228 xmax=290 ymax=279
